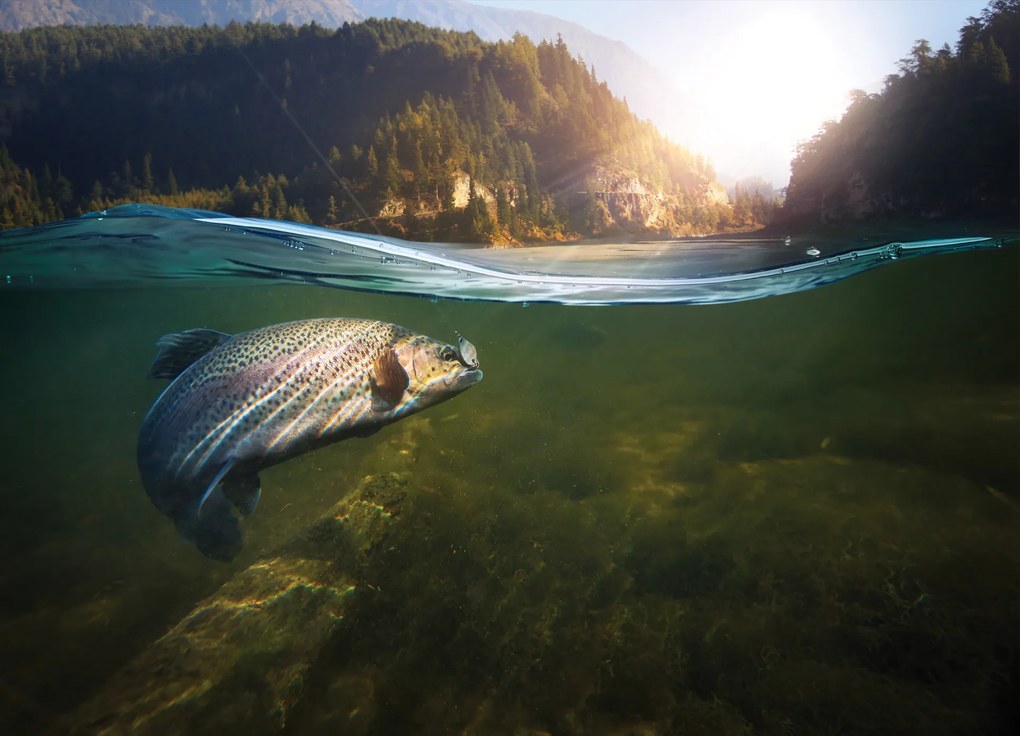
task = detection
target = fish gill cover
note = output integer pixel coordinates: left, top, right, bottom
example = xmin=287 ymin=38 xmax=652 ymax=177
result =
xmin=0 ymin=204 xmax=1011 ymax=305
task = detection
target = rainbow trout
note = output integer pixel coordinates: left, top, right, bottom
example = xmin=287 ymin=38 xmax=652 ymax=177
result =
xmin=137 ymin=318 xmax=482 ymax=560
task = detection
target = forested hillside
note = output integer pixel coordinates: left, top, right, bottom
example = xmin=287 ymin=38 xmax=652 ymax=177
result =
xmin=0 ymin=20 xmax=748 ymax=242
xmin=781 ymin=0 xmax=1018 ymax=224
xmin=0 ymin=0 xmax=679 ymax=166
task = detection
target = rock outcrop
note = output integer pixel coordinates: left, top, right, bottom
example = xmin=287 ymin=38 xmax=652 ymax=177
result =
xmin=556 ymin=161 xmax=734 ymax=237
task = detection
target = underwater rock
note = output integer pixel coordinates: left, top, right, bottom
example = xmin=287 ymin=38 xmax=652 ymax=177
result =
xmin=64 ymin=473 xmax=411 ymax=736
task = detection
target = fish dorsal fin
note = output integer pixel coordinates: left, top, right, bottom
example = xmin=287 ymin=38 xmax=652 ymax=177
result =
xmin=149 ymin=328 xmax=232 ymax=380
xmin=371 ymin=348 xmax=409 ymax=409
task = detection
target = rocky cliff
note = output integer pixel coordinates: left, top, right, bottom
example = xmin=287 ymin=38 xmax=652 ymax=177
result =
xmin=557 ymin=162 xmax=734 ymax=238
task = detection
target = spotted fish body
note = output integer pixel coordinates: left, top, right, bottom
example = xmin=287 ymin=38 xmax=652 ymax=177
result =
xmin=137 ymin=318 xmax=482 ymax=560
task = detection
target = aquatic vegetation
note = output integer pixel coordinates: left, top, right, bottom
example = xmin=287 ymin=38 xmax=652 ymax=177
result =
xmin=254 ymin=418 xmax=1017 ymax=735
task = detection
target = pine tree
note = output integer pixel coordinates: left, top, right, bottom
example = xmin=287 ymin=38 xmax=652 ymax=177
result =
xmin=495 ymin=185 xmax=510 ymax=228
xmin=121 ymin=159 xmax=135 ymax=197
xmin=142 ymin=152 xmax=155 ymax=193
xmin=366 ymin=145 xmax=379 ymax=182
xmin=384 ymin=136 xmax=401 ymax=197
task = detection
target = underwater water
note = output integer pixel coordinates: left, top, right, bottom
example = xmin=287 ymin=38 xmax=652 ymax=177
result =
xmin=0 ymin=210 xmax=1017 ymax=735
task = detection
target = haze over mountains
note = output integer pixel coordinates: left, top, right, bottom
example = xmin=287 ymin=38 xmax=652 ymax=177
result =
xmin=0 ymin=0 xmax=690 ymax=176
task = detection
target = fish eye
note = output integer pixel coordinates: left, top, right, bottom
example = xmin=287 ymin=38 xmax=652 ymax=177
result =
xmin=438 ymin=346 xmax=457 ymax=362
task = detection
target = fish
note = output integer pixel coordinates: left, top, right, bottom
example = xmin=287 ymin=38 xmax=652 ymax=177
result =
xmin=137 ymin=317 xmax=483 ymax=561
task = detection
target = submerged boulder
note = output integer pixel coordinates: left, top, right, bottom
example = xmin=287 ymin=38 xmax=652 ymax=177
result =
xmin=66 ymin=474 xmax=410 ymax=736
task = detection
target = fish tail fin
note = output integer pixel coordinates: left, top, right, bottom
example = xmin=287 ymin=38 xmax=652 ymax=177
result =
xmin=173 ymin=491 xmax=242 ymax=562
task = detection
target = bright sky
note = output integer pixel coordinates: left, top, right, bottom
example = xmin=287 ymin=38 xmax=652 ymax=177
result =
xmin=470 ymin=0 xmax=990 ymax=185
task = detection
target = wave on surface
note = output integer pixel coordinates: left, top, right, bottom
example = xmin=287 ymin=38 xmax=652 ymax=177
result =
xmin=0 ymin=204 xmax=1011 ymax=305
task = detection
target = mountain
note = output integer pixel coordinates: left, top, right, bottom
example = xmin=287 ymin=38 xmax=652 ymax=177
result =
xmin=0 ymin=0 xmax=361 ymax=30
xmin=0 ymin=0 xmax=687 ymax=173
xmin=0 ymin=20 xmax=747 ymax=240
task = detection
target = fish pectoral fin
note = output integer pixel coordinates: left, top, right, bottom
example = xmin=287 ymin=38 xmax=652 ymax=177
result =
xmin=371 ymin=348 xmax=409 ymax=409
xmin=222 ymin=473 xmax=262 ymax=517
xmin=149 ymin=328 xmax=233 ymax=380
xmin=197 ymin=460 xmax=234 ymax=515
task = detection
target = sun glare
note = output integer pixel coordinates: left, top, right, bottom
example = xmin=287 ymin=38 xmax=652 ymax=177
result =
xmin=680 ymin=7 xmax=851 ymax=179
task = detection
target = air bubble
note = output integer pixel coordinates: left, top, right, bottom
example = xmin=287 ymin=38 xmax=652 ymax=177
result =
xmin=806 ymin=247 xmax=821 ymax=257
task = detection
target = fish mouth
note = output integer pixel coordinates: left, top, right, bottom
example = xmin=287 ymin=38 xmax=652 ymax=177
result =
xmin=445 ymin=365 xmax=483 ymax=389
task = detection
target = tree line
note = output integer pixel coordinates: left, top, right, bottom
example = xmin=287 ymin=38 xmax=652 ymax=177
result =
xmin=782 ymin=0 xmax=1018 ymax=223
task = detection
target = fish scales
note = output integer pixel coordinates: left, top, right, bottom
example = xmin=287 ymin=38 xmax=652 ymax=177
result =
xmin=148 ymin=320 xmax=398 ymax=471
xmin=137 ymin=317 xmax=481 ymax=560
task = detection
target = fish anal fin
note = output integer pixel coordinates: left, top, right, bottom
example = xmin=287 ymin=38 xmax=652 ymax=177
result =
xmin=174 ymin=491 xmax=242 ymax=562
xmin=149 ymin=328 xmax=232 ymax=380
xmin=180 ymin=463 xmax=248 ymax=561
xmin=222 ymin=473 xmax=262 ymax=517
xmin=371 ymin=348 xmax=409 ymax=409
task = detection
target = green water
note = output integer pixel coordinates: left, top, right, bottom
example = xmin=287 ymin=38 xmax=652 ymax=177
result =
xmin=0 ymin=244 xmax=1017 ymax=734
